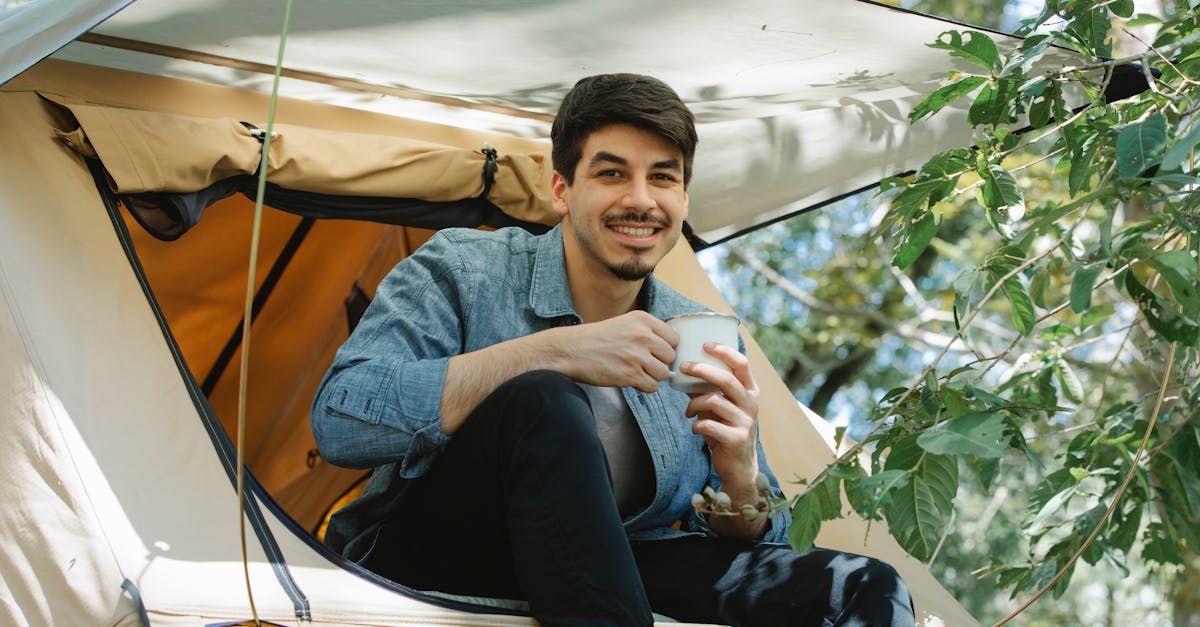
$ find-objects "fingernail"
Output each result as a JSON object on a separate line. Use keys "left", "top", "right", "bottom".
{"left": 680, "top": 360, "right": 695, "bottom": 371}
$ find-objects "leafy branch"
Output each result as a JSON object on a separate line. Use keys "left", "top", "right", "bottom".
{"left": 762, "top": 2, "right": 1200, "bottom": 615}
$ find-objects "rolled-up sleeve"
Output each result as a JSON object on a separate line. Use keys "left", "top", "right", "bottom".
{"left": 311, "top": 232, "right": 470, "bottom": 478}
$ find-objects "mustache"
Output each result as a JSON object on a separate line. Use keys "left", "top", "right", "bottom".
{"left": 603, "top": 212, "right": 669, "bottom": 228}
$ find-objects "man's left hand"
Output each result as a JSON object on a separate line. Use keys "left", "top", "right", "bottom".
{"left": 680, "top": 343, "right": 769, "bottom": 539}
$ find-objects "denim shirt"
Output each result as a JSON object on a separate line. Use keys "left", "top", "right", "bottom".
{"left": 311, "top": 225, "right": 791, "bottom": 561}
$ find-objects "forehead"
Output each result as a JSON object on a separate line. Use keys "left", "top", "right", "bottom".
{"left": 579, "top": 124, "right": 683, "bottom": 165}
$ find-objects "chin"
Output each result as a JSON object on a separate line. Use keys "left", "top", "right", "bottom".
{"left": 608, "top": 258, "right": 656, "bottom": 281}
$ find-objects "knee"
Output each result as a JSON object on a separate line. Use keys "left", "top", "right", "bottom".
{"left": 486, "top": 370, "right": 598, "bottom": 441}
{"left": 497, "top": 370, "right": 582, "bottom": 399}
{"left": 494, "top": 370, "right": 590, "bottom": 418}
{"left": 856, "top": 557, "right": 914, "bottom": 618}
{"left": 860, "top": 557, "right": 906, "bottom": 592}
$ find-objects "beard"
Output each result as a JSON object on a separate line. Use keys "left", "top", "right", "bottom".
{"left": 608, "top": 258, "right": 654, "bottom": 281}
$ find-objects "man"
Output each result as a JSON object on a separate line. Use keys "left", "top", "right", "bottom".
{"left": 312, "top": 73, "right": 915, "bottom": 626}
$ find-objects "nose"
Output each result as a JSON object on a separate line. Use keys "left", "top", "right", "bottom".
{"left": 622, "top": 178, "right": 657, "bottom": 211}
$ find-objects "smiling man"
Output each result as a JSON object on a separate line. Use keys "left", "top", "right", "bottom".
{"left": 312, "top": 74, "right": 915, "bottom": 627}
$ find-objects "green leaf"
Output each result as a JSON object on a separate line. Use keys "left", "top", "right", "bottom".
{"left": 1030, "top": 270, "right": 1049, "bottom": 308}
{"left": 1068, "top": 133, "right": 1101, "bottom": 196}
{"left": 921, "top": 371, "right": 940, "bottom": 419}
{"left": 974, "top": 457, "right": 1000, "bottom": 491}
{"left": 1026, "top": 468, "right": 1077, "bottom": 521}
{"left": 789, "top": 492, "right": 823, "bottom": 553}
{"left": 1056, "top": 361, "right": 1084, "bottom": 404}
{"left": 1149, "top": 173, "right": 1200, "bottom": 186}
{"left": 1144, "top": 250, "right": 1200, "bottom": 317}
{"left": 1143, "top": 523, "right": 1184, "bottom": 565}
{"left": 1122, "top": 270, "right": 1200, "bottom": 344}
{"left": 1067, "top": 10, "right": 1111, "bottom": 57}
{"left": 1160, "top": 125, "right": 1200, "bottom": 171}
{"left": 1074, "top": 505, "right": 1107, "bottom": 565}
{"left": 884, "top": 439, "right": 958, "bottom": 561}
{"left": 1019, "top": 76, "right": 1049, "bottom": 98}
{"left": 1116, "top": 114, "right": 1168, "bottom": 179}
{"left": 929, "top": 30, "right": 1002, "bottom": 73}
{"left": 892, "top": 211, "right": 939, "bottom": 270}
{"left": 1110, "top": 0, "right": 1134, "bottom": 18}
{"left": 1111, "top": 504, "right": 1143, "bottom": 554}
{"left": 917, "top": 411, "right": 1009, "bottom": 458}
{"left": 910, "top": 75, "right": 987, "bottom": 123}
{"left": 847, "top": 469, "right": 911, "bottom": 519}
{"left": 814, "top": 476, "right": 843, "bottom": 521}
{"left": 1027, "top": 82, "right": 1061, "bottom": 129}
{"left": 1027, "top": 482, "right": 1077, "bottom": 535}
{"left": 979, "top": 165, "right": 1024, "bottom": 239}
{"left": 942, "top": 386, "right": 969, "bottom": 418}
{"left": 1035, "top": 367, "right": 1058, "bottom": 408}
{"left": 967, "top": 384, "right": 1008, "bottom": 409}
{"left": 1070, "top": 263, "right": 1104, "bottom": 313}
{"left": 1005, "top": 34, "right": 1053, "bottom": 77}
{"left": 997, "top": 272, "right": 1037, "bottom": 335}
{"left": 879, "top": 176, "right": 908, "bottom": 192}
{"left": 1125, "top": 13, "right": 1161, "bottom": 27}
{"left": 1079, "top": 304, "right": 1114, "bottom": 331}
{"left": 968, "top": 80, "right": 1018, "bottom": 126}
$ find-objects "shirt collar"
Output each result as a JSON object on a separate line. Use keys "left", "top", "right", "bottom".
{"left": 530, "top": 224, "right": 576, "bottom": 319}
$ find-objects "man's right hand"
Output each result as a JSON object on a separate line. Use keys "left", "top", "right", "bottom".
{"left": 554, "top": 310, "right": 679, "bottom": 393}
{"left": 441, "top": 311, "right": 678, "bottom": 433}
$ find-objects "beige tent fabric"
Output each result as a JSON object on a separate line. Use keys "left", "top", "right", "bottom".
{"left": 33, "top": 74, "right": 556, "bottom": 227}
{"left": 0, "top": 86, "right": 559, "bottom": 627}
{"left": 1, "top": 60, "right": 976, "bottom": 626}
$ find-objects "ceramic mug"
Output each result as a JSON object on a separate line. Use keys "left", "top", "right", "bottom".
{"left": 665, "top": 312, "right": 740, "bottom": 393}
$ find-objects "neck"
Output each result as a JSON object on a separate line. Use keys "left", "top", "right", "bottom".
{"left": 570, "top": 273, "right": 644, "bottom": 323}
{"left": 561, "top": 230, "right": 645, "bottom": 323}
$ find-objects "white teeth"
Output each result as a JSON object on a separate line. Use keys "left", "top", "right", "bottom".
{"left": 613, "top": 225, "right": 655, "bottom": 237}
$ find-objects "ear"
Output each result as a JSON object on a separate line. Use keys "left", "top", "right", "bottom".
{"left": 551, "top": 170, "right": 570, "bottom": 217}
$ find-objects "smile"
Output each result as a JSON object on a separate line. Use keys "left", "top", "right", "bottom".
{"left": 611, "top": 225, "right": 658, "bottom": 237}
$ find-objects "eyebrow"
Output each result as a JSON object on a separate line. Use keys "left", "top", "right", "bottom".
{"left": 587, "top": 151, "right": 682, "bottom": 173}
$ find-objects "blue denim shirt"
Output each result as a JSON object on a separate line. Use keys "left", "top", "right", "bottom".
{"left": 312, "top": 225, "right": 791, "bottom": 560}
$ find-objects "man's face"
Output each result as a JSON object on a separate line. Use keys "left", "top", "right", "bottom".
{"left": 552, "top": 123, "right": 689, "bottom": 282}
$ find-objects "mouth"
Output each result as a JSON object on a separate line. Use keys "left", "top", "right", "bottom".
{"left": 604, "top": 213, "right": 668, "bottom": 247}
{"left": 611, "top": 224, "right": 659, "bottom": 237}
{"left": 608, "top": 223, "right": 663, "bottom": 247}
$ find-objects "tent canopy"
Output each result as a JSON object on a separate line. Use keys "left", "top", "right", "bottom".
{"left": 3, "top": 0, "right": 1101, "bottom": 243}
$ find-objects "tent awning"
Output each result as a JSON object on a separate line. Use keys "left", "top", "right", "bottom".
{"left": 5, "top": 0, "right": 1103, "bottom": 242}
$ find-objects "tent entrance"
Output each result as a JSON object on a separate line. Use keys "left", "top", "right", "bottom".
{"left": 107, "top": 174, "right": 440, "bottom": 534}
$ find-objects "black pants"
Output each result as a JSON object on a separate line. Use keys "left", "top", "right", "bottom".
{"left": 362, "top": 371, "right": 916, "bottom": 627}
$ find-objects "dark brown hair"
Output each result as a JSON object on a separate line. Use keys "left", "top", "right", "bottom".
{"left": 551, "top": 74, "right": 698, "bottom": 186}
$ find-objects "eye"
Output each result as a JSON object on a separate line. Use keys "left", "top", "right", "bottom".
{"left": 651, "top": 172, "right": 680, "bottom": 183}
{"left": 598, "top": 169, "right": 623, "bottom": 177}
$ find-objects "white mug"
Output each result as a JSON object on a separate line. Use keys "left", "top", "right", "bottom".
{"left": 666, "top": 312, "right": 740, "bottom": 393}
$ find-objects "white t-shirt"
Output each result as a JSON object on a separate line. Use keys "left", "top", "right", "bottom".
{"left": 578, "top": 383, "right": 655, "bottom": 519}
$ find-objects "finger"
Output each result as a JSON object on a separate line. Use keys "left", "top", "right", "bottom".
{"left": 632, "top": 373, "right": 662, "bottom": 394}
{"left": 680, "top": 360, "right": 747, "bottom": 405}
{"left": 648, "top": 316, "right": 680, "bottom": 347}
{"left": 641, "top": 355, "right": 672, "bottom": 382}
{"left": 703, "top": 342, "right": 756, "bottom": 391}
{"left": 686, "top": 395, "right": 753, "bottom": 428}
{"left": 646, "top": 336, "right": 676, "bottom": 367}
{"left": 691, "top": 415, "right": 753, "bottom": 447}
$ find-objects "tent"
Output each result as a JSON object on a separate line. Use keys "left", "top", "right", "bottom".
{"left": 1, "top": 1, "right": 1135, "bottom": 625}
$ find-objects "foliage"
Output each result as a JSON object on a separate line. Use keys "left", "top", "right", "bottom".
{"left": 711, "top": 0, "right": 1200, "bottom": 622}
